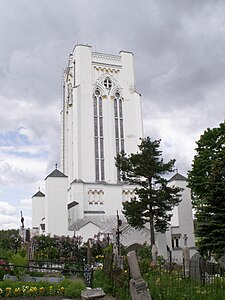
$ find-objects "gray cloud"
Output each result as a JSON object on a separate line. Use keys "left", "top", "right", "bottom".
{"left": 0, "top": 0, "right": 224, "bottom": 228}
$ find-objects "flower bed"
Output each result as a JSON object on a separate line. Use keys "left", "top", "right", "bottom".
{"left": 0, "top": 278, "right": 85, "bottom": 298}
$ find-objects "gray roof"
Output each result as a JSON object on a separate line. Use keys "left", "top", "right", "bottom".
{"left": 70, "top": 215, "right": 117, "bottom": 232}
{"left": 168, "top": 173, "right": 187, "bottom": 182}
{"left": 31, "top": 191, "right": 45, "bottom": 198}
{"left": 45, "top": 168, "right": 67, "bottom": 180}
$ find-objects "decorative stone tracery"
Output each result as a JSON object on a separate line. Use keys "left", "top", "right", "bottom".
{"left": 94, "top": 66, "right": 120, "bottom": 74}
{"left": 122, "top": 189, "right": 136, "bottom": 202}
{"left": 88, "top": 189, "right": 104, "bottom": 204}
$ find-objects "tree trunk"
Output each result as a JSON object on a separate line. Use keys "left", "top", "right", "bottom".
{"left": 149, "top": 212, "right": 155, "bottom": 247}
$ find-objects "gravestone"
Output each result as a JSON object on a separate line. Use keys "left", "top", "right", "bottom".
{"left": 189, "top": 252, "right": 204, "bottom": 282}
{"left": 103, "top": 252, "right": 113, "bottom": 275}
{"left": 219, "top": 255, "right": 225, "bottom": 269}
{"left": 127, "top": 250, "right": 152, "bottom": 300}
{"left": 81, "top": 288, "right": 105, "bottom": 300}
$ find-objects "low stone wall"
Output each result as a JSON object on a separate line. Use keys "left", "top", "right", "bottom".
{"left": 3, "top": 274, "right": 64, "bottom": 283}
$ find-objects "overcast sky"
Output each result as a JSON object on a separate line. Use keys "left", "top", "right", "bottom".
{"left": 0, "top": 0, "right": 224, "bottom": 230}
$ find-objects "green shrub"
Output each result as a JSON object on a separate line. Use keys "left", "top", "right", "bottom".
{"left": 93, "top": 270, "right": 113, "bottom": 294}
{"left": 9, "top": 253, "right": 28, "bottom": 278}
{"left": 27, "top": 271, "right": 45, "bottom": 277}
{"left": 0, "top": 267, "right": 7, "bottom": 280}
{"left": 115, "top": 287, "right": 131, "bottom": 300}
{"left": 64, "top": 278, "right": 86, "bottom": 298}
{"left": 0, "top": 248, "right": 12, "bottom": 258}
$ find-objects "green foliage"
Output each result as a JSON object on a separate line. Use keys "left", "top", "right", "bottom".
{"left": 188, "top": 121, "right": 225, "bottom": 257}
{"left": 0, "top": 247, "right": 13, "bottom": 259}
{"left": 116, "top": 137, "right": 182, "bottom": 246}
{"left": 63, "top": 278, "right": 86, "bottom": 298}
{"left": 17, "top": 247, "right": 27, "bottom": 257}
{"left": 136, "top": 244, "right": 152, "bottom": 274}
{"left": 9, "top": 253, "right": 28, "bottom": 278}
{"left": 32, "top": 234, "right": 83, "bottom": 262}
{"left": 93, "top": 269, "right": 113, "bottom": 294}
{"left": 93, "top": 269, "right": 130, "bottom": 300}
{"left": 27, "top": 270, "right": 45, "bottom": 277}
{"left": 0, "top": 267, "right": 7, "bottom": 280}
{"left": 137, "top": 243, "right": 152, "bottom": 260}
{"left": 103, "top": 243, "right": 113, "bottom": 254}
{"left": 0, "top": 230, "right": 21, "bottom": 252}
{"left": 145, "top": 268, "right": 225, "bottom": 300}
{"left": 0, "top": 279, "right": 67, "bottom": 297}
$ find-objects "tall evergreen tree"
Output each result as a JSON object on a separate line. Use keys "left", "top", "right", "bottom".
{"left": 115, "top": 137, "right": 182, "bottom": 247}
{"left": 188, "top": 121, "right": 225, "bottom": 257}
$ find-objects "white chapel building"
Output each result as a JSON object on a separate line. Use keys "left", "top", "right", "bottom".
{"left": 32, "top": 44, "right": 195, "bottom": 260}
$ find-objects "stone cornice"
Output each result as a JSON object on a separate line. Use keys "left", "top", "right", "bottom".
{"left": 92, "top": 52, "right": 121, "bottom": 62}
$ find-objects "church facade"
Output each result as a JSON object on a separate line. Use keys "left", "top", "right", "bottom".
{"left": 32, "top": 44, "right": 195, "bottom": 262}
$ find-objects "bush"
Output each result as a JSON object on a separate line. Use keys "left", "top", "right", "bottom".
{"left": 64, "top": 278, "right": 86, "bottom": 298}
{"left": 0, "top": 267, "right": 7, "bottom": 280}
{"left": 93, "top": 270, "right": 113, "bottom": 294}
{"left": 27, "top": 271, "right": 45, "bottom": 277}
{"left": 9, "top": 253, "right": 28, "bottom": 279}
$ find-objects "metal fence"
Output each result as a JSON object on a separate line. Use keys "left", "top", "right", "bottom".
{"left": 102, "top": 254, "right": 225, "bottom": 300}
{"left": 0, "top": 259, "right": 93, "bottom": 287}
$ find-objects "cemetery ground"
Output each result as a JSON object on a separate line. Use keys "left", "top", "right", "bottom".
{"left": 0, "top": 233, "right": 225, "bottom": 299}
{"left": 96, "top": 250, "right": 225, "bottom": 300}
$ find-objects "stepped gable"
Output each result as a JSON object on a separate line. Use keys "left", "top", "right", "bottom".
{"left": 168, "top": 172, "right": 187, "bottom": 182}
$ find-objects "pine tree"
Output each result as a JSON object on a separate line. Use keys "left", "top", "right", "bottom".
{"left": 188, "top": 121, "right": 225, "bottom": 257}
{"left": 115, "top": 137, "right": 182, "bottom": 247}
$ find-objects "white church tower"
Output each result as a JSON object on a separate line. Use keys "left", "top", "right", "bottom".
{"left": 31, "top": 44, "right": 195, "bottom": 259}
{"left": 61, "top": 44, "right": 143, "bottom": 241}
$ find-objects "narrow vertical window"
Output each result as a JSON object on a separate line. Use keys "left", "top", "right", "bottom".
{"left": 114, "top": 92, "right": 124, "bottom": 181}
{"left": 93, "top": 89, "right": 105, "bottom": 181}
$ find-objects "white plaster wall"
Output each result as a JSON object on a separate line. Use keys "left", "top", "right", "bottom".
{"left": 45, "top": 177, "right": 68, "bottom": 236}
{"left": 74, "top": 45, "right": 95, "bottom": 182}
{"left": 82, "top": 183, "right": 135, "bottom": 216}
{"left": 156, "top": 232, "right": 168, "bottom": 258}
{"left": 59, "top": 45, "right": 145, "bottom": 244}
{"left": 103, "top": 94, "right": 117, "bottom": 183}
{"left": 174, "top": 180, "right": 195, "bottom": 248}
{"left": 120, "top": 227, "right": 150, "bottom": 248}
{"left": 167, "top": 178, "right": 196, "bottom": 261}
{"left": 170, "top": 206, "right": 179, "bottom": 227}
{"left": 77, "top": 222, "right": 101, "bottom": 243}
{"left": 70, "top": 181, "right": 85, "bottom": 219}
{"left": 120, "top": 51, "right": 143, "bottom": 155}
{"left": 62, "top": 45, "right": 143, "bottom": 185}
{"left": 32, "top": 196, "right": 45, "bottom": 229}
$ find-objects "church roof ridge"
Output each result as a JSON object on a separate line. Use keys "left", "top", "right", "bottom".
{"left": 45, "top": 165, "right": 68, "bottom": 180}
{"left": 31, "top": 190, "right": 45, "bottom": 198}
{"left": 168, "top": 172, "right": 187, "bottom": 182}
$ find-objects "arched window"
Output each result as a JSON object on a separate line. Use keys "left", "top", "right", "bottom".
{"left": 114, "top": 91, "right": 124, "bottom": 181}
{"left": 93, "top": 89, "right": 105, "bottom": 181}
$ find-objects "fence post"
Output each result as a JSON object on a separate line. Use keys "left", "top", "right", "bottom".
{"left": 90, "top": 267, "right": 94, "bottom": 288}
